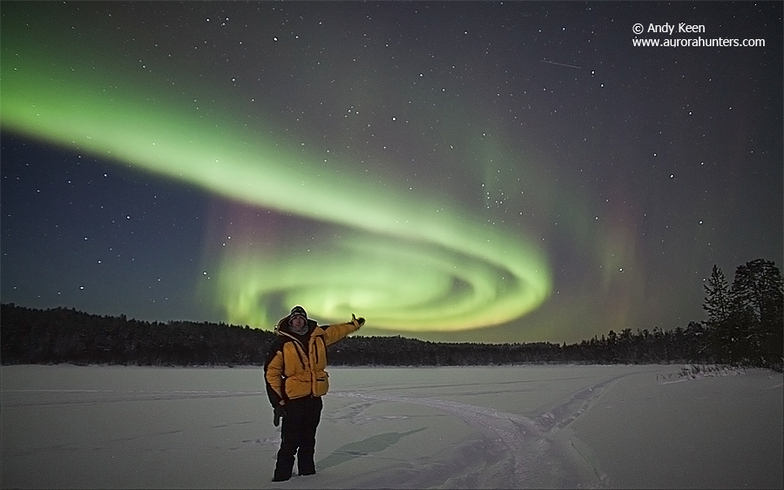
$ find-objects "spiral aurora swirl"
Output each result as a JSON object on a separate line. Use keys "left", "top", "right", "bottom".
{"left": 211, "top": 216, "right": 550, "bottom": 331}
{"left": 1, "top": 13, "right": 551, "bottom": 332}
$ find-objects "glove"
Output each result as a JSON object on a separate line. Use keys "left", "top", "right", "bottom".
{"left": 273, "top": 404, "right": 285, "bottom": 427}
{"left": 352, "top": 313, "right": 365, "bottom": 327}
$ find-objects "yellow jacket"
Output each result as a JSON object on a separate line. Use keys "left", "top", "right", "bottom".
{"left": 264, "top": 316, "right": 361, "bottom": 406}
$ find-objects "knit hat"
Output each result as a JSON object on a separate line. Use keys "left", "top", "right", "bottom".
{"left": 289, "top": 305, "right": 307, "bottom": 323}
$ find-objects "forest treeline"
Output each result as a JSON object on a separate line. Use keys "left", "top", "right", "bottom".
{"left": 2, "top": 259, "right": 781, "bottom": 370}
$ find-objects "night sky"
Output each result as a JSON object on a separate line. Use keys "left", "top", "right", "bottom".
{"left": 2, "top": 1, "right": 781, "bottom": 344}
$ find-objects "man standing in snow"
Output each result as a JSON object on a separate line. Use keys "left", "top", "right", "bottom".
{"left": 264, "top": 305, "right": 365, "bottom": 482}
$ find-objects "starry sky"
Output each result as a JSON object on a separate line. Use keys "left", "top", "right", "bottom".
{"left": 2, "top": 1, "right": 782, "bottom": 344}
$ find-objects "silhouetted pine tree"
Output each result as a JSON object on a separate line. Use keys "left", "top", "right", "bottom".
{"left": 730, "top": 259, "right": 783, "bottom": 367}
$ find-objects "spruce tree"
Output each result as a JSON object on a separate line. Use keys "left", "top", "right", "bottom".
{"left": 703, "top": 264, "right": 734, "bottom": 362}
{"left": 703, "top": 265, "right": 731, "bottom": 325}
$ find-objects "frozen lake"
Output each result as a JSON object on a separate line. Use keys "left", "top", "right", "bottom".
{"left": 1, "top": 364, "right": 781, "bottom": 488}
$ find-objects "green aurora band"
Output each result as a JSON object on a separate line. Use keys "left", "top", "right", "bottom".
{"left": 1, "top": 15, "right": 552, "bottom": 331}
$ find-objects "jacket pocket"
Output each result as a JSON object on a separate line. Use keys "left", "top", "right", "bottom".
{"left": 285, "top": 373, "right": 312, "bottom": 400}
{"left": 314, "top": 371, "right": 329, "bottom": 396}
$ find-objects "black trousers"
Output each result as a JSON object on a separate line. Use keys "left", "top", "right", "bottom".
{"left": 274, "top": 396, "right": 323, "bottom": 479}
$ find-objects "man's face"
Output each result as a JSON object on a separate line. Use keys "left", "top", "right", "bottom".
{"left": 290, "top": 315, "right": 308, "bottom": 334}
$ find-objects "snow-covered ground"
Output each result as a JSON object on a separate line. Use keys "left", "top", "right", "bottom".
{"left": 1, "top": 364, "right": 781, "bottom": 489}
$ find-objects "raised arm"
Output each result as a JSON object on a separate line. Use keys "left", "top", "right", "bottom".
{"left": 322, "top": 314, "right": 365, "bottom": 346}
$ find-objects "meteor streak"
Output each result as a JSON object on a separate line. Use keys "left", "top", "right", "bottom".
{"left": 541, "top": 59, "right": 582, "bottom": 69}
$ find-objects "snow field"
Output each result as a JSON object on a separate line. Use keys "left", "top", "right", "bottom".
{"left": 1, "top": 364, "right": 781, "bottom": 489}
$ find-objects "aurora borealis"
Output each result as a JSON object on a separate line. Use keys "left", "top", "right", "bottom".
{"left": 2, "top": 2, "right": 782, "bottom": 343}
